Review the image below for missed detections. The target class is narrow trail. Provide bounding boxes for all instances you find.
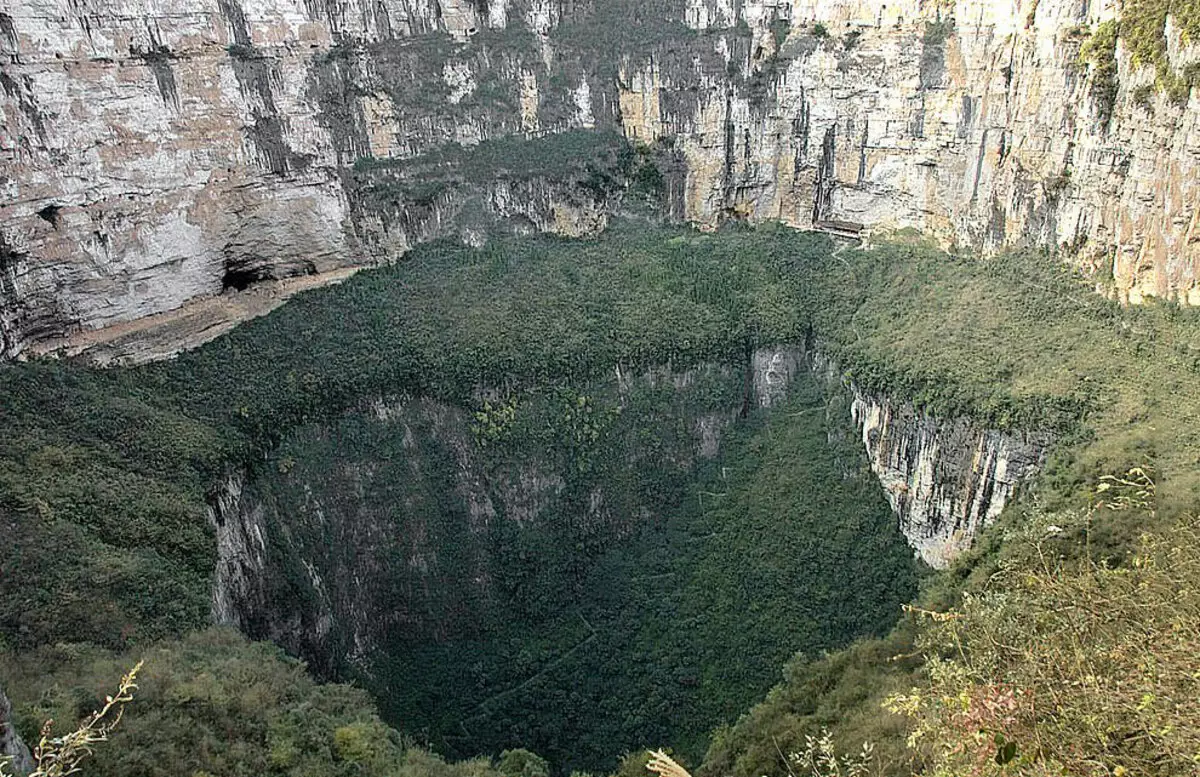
[454,613,599,740]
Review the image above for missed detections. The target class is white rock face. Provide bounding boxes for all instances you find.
[651,0,1200,304]
[209,472,271,629]
[3,0,1199,361]
[850,391,1049,568]
[0,0,356,359]
[0,685,32,776]
[752,345,802,408]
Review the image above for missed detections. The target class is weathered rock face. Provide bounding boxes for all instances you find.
[849,391,1050,568]
[651,0,1200,304]
[0,0,622,361]
[0,685,32,776]
[4,0,1199,360]
[807,352,1050,568]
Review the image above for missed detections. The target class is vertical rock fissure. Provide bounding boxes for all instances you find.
[812,123,836,224]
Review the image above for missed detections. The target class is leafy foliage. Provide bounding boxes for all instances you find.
[1079,1,1200,120]
[1080,21,1119,128]
[302,375,919,772]
[0,630,512,777]
[887,502,1200,776]
[695,238,1200,777]
[350,131,634,205]
[1118,0,1200,103]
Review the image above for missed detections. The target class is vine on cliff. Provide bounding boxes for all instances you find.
[1080,21,1119,129]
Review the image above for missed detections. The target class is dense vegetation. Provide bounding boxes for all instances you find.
[2,223,918,775]
[348,131,657,210]
[2,628,546,777]
[5,217,1200,777]
[269,375,918,770]
[0,224,820,653]
[892,503,1200,776]
[1079,0,1200,120]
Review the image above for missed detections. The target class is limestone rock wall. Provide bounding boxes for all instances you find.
[4,0,1200,361]
[660,0,1200,303]
[808,351,1049,567]
[849,390,1050,568]
[0,0,610,362]
[0,685,31,776]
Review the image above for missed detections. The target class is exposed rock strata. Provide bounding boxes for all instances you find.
[4,0,1200,360]
[849,391,1049,568]
[810,351,1050,567]
[209,346,802,673]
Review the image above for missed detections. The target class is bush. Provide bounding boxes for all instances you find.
[1,630,525,777]
[1080,21,1119,129]
[888,495,1200,776]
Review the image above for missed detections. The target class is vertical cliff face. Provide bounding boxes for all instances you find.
[849,391,1050,568]
[208,350,805,673]
[651,0,1200,304]
[807,352,1050,568]
[0,685,32,776]
[0,0,357,358]
[5,0,1199,360]
[0,0,628,361]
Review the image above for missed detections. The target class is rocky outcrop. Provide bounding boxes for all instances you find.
[807,351,1050,567]
[849,391,1050,567]
[0,685,32,776]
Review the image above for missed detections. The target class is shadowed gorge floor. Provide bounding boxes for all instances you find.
[235,369,919,770]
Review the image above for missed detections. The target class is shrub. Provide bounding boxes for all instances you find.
[1080,21,1119,130]
[497,749,550,777]
[1132,82,1156,110]
[923,20,952,46]
[887,478,1200,776]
